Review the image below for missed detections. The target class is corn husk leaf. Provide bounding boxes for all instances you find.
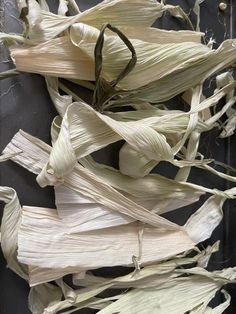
[37,0,49,11]
[220,109,236,138]
[10,23,236,103]
[44,261,232,314]
[17,0,170,43]
[58,0,69,16]
[115,26,203,44]
[28,283,63,314]
[17,205,193,272]
[28,265,82,286]
[0,186,28,280]
[69,22,211,90]
[11,36,95,80]
[55,185,133,232]
[184,189,236,243]
[214,72,236,138]
[45,76,73,116]
[96,266,236,314]
[41,246,219,313]
[73,243,219,288]
[35,101,220,185]
[79,155,234,214]
[203,290,231,314]
[111,40,236,104]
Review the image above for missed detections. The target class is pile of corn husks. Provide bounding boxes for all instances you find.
[1,0,236,313]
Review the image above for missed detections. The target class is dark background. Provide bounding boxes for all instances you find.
[0,0,236,313]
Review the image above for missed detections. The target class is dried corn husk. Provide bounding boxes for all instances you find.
[15,0,193,43]
[9,23,236,100]
[1,1,236,313]
[41,258,234,314]
[2,130,181,230]
[73,242,219,287]
[79,155,232,214]
[28,265,82,286]
[36,87,236,184]
[115,27,203,44]
[18,205,193,270]
[0,186,28,279]
[10,36,95,80]
[96,267,236,314]
[8,25,213,89]
[32,245,219,313]
[45,77,73,116]
[2,131,235,286]
[111,40,236,104]
[28,283,63,314]
[55,185,133,231]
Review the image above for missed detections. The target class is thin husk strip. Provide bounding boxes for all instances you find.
[45,76,73,116]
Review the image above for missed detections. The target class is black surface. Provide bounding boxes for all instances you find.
[0,0,236,313]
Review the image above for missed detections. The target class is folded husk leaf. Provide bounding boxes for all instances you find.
[28,283,63,314]
[34,100,217,185]
[0,186,28,280]
[2,130,181,230]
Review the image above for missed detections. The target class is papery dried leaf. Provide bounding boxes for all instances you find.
[0,187,28,279]
[28,283,63,314]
